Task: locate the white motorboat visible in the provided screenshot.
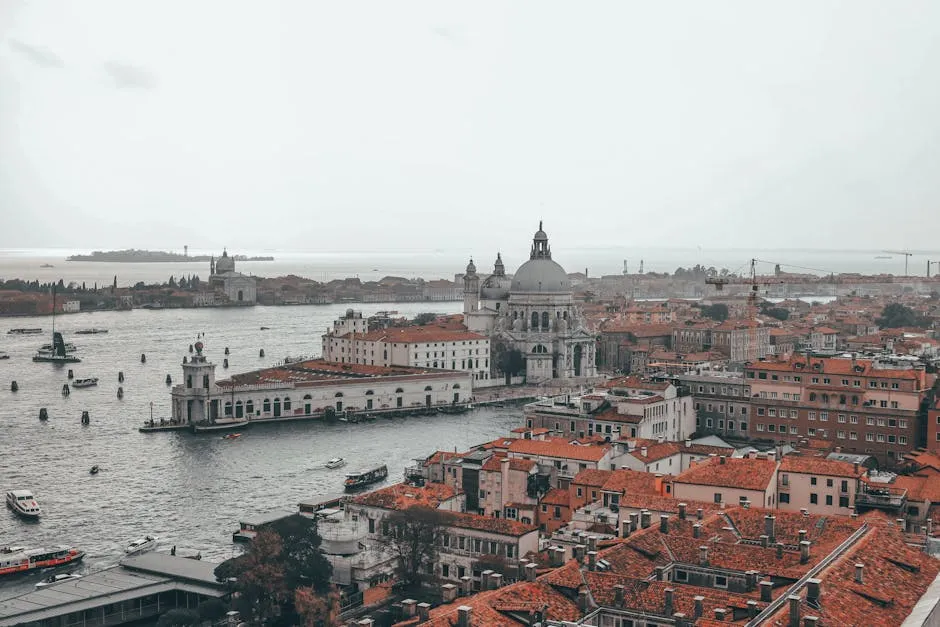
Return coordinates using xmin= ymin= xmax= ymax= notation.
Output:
xmin=39 ymin=342 xmax=77 ymax=354
xmin=5 ymin=490 xmax=41 ymax=519
xmin=72 ymin=378 xmax=98 ymax=389
xmin=35 ymin=573 xmax=82 ymax=588
xmin=125 ymin=535 xmax=158 ymax=556
xmin=325 ymin=457 xmax=346 ymax=469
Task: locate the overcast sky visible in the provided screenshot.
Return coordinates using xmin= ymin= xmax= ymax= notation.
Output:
xmin=2 ymin=1 xmax=939 ymax=253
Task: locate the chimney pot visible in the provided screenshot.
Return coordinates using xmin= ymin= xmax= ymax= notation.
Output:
xmin=417 ymin=602 xmax=431 ymax=622
xmin=673 ymin=612 xmax=688 ymax=627
xmin=897 ymin=518 xmax=907 ymax=531
xmin=460 ymin=576 xmax=472 ymax=596
xmin=678 ymin=502 xmax=688 ymax=520
xmin=760 ymin=534 xmax=769 ymax=548
xmin=490 ymin=573 xmax=503 ymax=589
xmin=697 ymin=507 xmax=704 ymax=520
xmin=804 ymin=617 xmax=820 ymax=627
xmin=525 ymin=562 xmax=537 ymax=582
xmin=699 ymin=545 xmax=709 ymax=567
xmin=714 ymin=608 xmax=728 ymax=621
xmin=577 ymin=588 xmax=590 ymax=612
xmin=664 ymin=587 xmax=675 ymax=616
xmin=798 ymin=529 xmax=807 ymax=543
xmin=720 ymin=455 xmax=726 ymax=464
xmin=481 ymin=570 xmax=493 ymax=590
xmin=574 ymin=544 xmax=586 ymax=562
xmin=765 ymin=514 xmax=777 ymax=542
xmin=641 ymin=510 xmax=652 ymax=528
xmin=641 ymin=446 xmax=648 ymax=456
xmin=402 ymin=599 xmax=417 ymax=617
xmin=855 ymin=563 xmax=864 ymax=584
xmin=693 ymin=523 xmax=702 ymax=538
xmin=747 ymin=600 xmax=759 ymax=619
xmin=660 ymin=514 xmax=670 ymax=533
xmin=587 ymin=535 xmax=598 ymax=552
xmin=760 ymin=580 xmax=773 ymax=603
xmin=776 ymin=542 xmax=784 ymax=559
xmin=457 ymin=605 xmax=472 ymax=627
xmin=806 ymin=578 xmax=821 ymax=606
xmin=693 ymin=596 xmax=705 ymax=619
xmin=441 ymin=584 xmax=458 ymax=603
xmin=655 ymin=565 xmax=666 ymax=580
xmin=614 ymin=584 xmax=625 ymax=606
xmin=587 ymin=551 xmax=598 ymax=571
xmin=621 ymin=519 xmax=632 ymax=537
xmin=800 ymin=540 xmax=811 ymax=564
xmin=788 ymin=595 xmax=801 ymax=627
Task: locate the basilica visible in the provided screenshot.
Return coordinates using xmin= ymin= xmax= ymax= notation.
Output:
xmin=462 ymin=223 xmax=597 ymax=383
xmin=208 ymin=249 xmax=257 ymax=304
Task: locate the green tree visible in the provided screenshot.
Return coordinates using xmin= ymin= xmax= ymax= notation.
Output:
xmin=761 ymin=307 xmax=789 ymax=321
xmin=379 ymin=506 xmax=454 ymax=590
xmin=412 ymin=312 xmax=438 ymax=325
xmin=700 ymin=303 xmax=729 ymax=322
xmin=267 ymin=515 xmax=333 ymax=593
xmin=877 ymin=303 xmax=922 ymax=328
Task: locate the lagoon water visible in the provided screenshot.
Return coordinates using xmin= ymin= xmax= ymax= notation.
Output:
xmin=0 ymin=302 xmax=527 ymax=600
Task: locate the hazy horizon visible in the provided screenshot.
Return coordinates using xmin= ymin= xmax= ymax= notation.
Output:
xmin=3 ymin=1 xmax=939 ymax=252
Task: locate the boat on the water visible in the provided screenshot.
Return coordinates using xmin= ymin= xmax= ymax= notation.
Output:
xmin=36 ymin=573 xmax=82 ymax=588
xmin=222 ymin=433 xmax=242 ymax=440
xmin=0 ymin=546 xmax=84 ymax=577
xmin=39 ymin=342 xmax=77 ymax=353
xmin=5 ymin=490 xmax=41 ymax=519
xmin=0 ymin=352 xmax=9 ymax=360
xmin=33 ymin=333 xmax=80 ymax=363
xmin=344 ymin=464 xmax=388 ymax=491
xmin=193 ymin=418 xmax=249 ymax=434
xmin=125 ymin=535 xmax=158 ymax=556
xmin=72 ymin=378 xmax=98 ymax=388
xmin=75 ymin=328 xmax=108 ymax=335
xmin=8 ymin=328 xmax=42 ymax=335
xmin=325 ymin=457 xmax=346 ymax=469
xmin=90 ymin=465 xmax=100 ymax=475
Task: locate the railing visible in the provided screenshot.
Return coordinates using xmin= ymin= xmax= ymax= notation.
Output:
xmin=856 ymin=486 xmax=907 ymax=509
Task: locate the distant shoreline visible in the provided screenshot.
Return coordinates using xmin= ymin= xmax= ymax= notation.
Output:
xmin=66 ymin=249 xmax=274 ymax=263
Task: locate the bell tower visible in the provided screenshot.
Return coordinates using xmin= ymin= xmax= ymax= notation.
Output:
xmin=463 ymin=258 xmax=479 ymax=315
xmin=175 ymin=341 xmax=217 ymax=425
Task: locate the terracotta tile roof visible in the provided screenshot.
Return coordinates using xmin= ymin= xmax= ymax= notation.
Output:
xmin=598 ymin=375 xmax=671 ymax=391
xmin=673 ymin=457 xmax=778 ymax=491
xmin=447 ymin=511 xmax=537 ymax=537
xmin=352 ymin=482 xmax=459 ymax=510
xmin=767 ymin=519 xmax=940 ymax=627
xmin=904 ymin=449 xmax=940 ymax=473
xmin=337 ymin=324 xmax=487 ymax=344
xmin=779 ymin=455 xmax=865 ymax=478
xmin=481 ymin=455 xmax=538 ymax=473
xmin=423 ymin=451 xmax=462 ymax=466
xmin=540 ymin=488 xmax=570 ymax=507
xmin=745 ymin=355 xmax=925 ymax=383
xmin=601 ymin=469 xmax=665 ymax=495
xmin=508 ymin=439 xmax=611 ymax=463
xmin=723 ymin=508 xmax=864 ymax=554
xmin=891 ymin=474 xmax=940 ymax=503
xmin=572 ymin=469 xmax=614 ymax=488
xmin=416 ymin=580 xmax=579 ymax=626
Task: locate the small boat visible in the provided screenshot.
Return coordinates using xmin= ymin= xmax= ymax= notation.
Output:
xmin=33 ymin=333 xmax=80 ymax=363
xmin=8 ymin=328 xmax=42 ymax=335
xmin=72 ymin=378 xmax=98 ymax=388
xmin=75 ymin=328 xmax=108 ymax=335
xmin=35 ymin=573 xmax=82 ymax=588
xmin=39 ymin=342 xmax=77 ymax=353
xmin=90 ymin=465 xmax=99 ymax=475
xmin=344 ymin=464 xmax=388 ymax=491
xmin=0 ymin=352 xmax=9 ymax=360
xmin=0 ymin=546 xmax=84 ymax=577
xmin=6 ymin=490 xmax=40 ymax=519
xmin=125 ymin=535 xmax=158 ymax=556
xmin=222 ymin=433 xmax=242 ymax=440
xmin=325 ymin=457 xmax=346 ymax=469
xmin=40 ymin=264 xmax=55 ymax=268
xmin=260 ymin=326 xmax=270 ymax=330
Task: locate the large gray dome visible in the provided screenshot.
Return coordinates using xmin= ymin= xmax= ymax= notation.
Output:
xmin=511 ymin=258 xmax=570 ymax=293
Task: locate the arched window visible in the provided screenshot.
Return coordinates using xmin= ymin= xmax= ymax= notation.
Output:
xmin=839 ymin=395 xmax=846 ymax=405
xmin=533 ymin=344 xmax=548 ymax=354
xmin=809 ymin=393 xmax=816 ymax=402
xmin=563 ymin=311 xmax=568 ymax=320
xmin=366 ymin=390 xmax=374 ymax=396
xmin=303 ymin=394 xmax=312 ymax=400
xmin=821 ymin=394 xmax=829 ymax=403
xmin=513 ymin=310 xmax=518 ymax=319
xmin=283 ymin=397 xmax=291 ymax=411
xmin=851 ymin=395 xmax=859 ymax=405
xmin=541 ymin=311 xmax=549 ymax=329
xmin=531 ymin=312 xmax=539 ymax=329
xmin=395 ymin=388 xmax=404 ymax=394
xmin=424 ymin=385 xmax=433 ymax=391
xmin=335 ymin=392 xmax=344 ymax=398
xmin=263 ymin=398 xmax=271 ymax=413
xmin=453 ymin=383 xmax=460 ymax=389
xmin=246 ymin=400 xmax=254 ymax=414
xmin=235 ymin=400 xmax=243 ymax=418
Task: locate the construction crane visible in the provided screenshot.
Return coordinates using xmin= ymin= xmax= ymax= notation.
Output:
xmin=703 ymin=259 xmax=771 ymax=362
xmin=928 ymin=260 xmax=940 ymax=278
xmin=884 ymin=250 xmax=912 ymax=276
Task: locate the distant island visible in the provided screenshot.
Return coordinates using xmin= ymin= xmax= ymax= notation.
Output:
xmin=66 ymin=249 xmax=274 ymax=263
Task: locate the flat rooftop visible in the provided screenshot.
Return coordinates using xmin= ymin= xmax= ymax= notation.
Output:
xmin=217 ymin=358 xmax=456 ymax=388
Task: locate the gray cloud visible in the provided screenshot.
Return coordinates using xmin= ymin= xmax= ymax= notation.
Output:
xmin=8 ymin=39 xmax=65 ymax=69
xmin=102 ymin=61 xmax=156 ymax=89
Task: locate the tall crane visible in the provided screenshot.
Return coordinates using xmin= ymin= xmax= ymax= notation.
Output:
xmin=884 ymin=250 xmax=912 ymax=276
xmin=703 ymin=259 xmax=770 ymax=361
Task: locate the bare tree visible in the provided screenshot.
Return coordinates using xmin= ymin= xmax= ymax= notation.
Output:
xmin=379 ymin=506 xmax=454 ymax=590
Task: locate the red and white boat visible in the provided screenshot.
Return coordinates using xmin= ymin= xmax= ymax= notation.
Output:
xmin=6 ymin=490 xmax=41 ymax=519
xmin=0 ymin=545 xmax=85 ymax=577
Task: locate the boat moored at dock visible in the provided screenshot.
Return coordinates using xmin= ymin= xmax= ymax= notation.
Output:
xmin=36 ymin=573 xmax=83 ymax=588
xmin=124 ymin=535 xmax=158 ymax=556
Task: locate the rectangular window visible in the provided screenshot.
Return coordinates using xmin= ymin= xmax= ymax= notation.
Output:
xmin=769 ymin=409 xmax=776 ymax=417
xmin=841 ymin=480 xmax=848 ymax=492
xmin=768 ymin=424 xmax=776 ymax=432
xmin=827 ymin=478 xmax=833 ymax=487
xmin=714 ymin=493 xmax=722 ymax=503
xmin=757 ymin=424 xmax=764 ymax=432
xmin=780 ymin=493 xmax=790 ymax=503
xmin=850 ymin=432 xmax=858 ymax=440
xmin=877 ymin=418 xmax=886 ymax=427
xmin=839 ymin=495 xmax=850 ymax=508
xmin=675 ymin=570 xmax=688 ymax=582
xmin=867 ymin=417 xmax=875 ymax=426
xmin=900 ymin=436 xmax=908 ymax=445
xmin=811 ymin=477 xmax=817 ymax=486
xmin=838 ymin=414 xmax=846 ymax=423
xmin=826 ymin=495 xmax=833 ymax=506
xmin=866 ymin=433 xmax=874 ymax=442
xmin=715 ymin=575 xmax=728 ymax=588
xmin=808 ymin=428 xmax=816 ymax=436
xmin=820 ymin=412 xmax=828 ymax=421
xmin=810 ymin=493 xmax=818 ymax=504
xmin=877 ymin=434 xmax=885 ymax=443
xmin=837 ymin=430 xmax=846 ymax=439
xmin=808 ymin=412 xmax=816 ymax=421
xmin=900 ymin=420 xmax=908 ymax=429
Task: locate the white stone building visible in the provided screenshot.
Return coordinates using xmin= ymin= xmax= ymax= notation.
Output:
xmin=208 ymin=249 xmax=257 ymax=304
xmin=321 ymin=310 xmax=494 ymax=386
xmin=462 ymin=223 xmax=598 ymax=384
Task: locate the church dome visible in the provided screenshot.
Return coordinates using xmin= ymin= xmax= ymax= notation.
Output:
xmin=216 ymin=249 xmax=235 ymax=274
xmin=510 ymin=222 xmax=571 ymax=294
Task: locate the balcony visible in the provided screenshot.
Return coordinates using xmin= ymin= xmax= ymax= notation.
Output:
xmin=855 ymin=485 xmax=907 ymax=512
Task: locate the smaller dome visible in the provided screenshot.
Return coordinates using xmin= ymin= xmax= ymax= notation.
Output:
xmin=215 ymin=249 xmax=235 ymax=273
xmin=466 ymin=258 xmax=477 ymax=275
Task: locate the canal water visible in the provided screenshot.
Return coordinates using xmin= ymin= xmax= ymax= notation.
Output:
xmin=0 ymin=303 xmax=521 ymax=599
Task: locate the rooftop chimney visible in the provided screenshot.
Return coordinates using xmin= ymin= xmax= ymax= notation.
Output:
xmin=481 ymin=570 xmax=493 ymax=590
xmin=697 ymin=507 xmax=704 ymax=520
xmin=441 ymin=584 xmax=458 ymax=603
xmin=417 ymin=602 xmax=431 ymax=622
xmin=745 ymin=570 xmax=758 ymax=591
xmin=678 ymin=502 xmax=688 ymax=520
xmin=660 ymin=514 xmax=670 ymax=533
xmin=804 ymin=617 xmax=820 ymax=627
xmin=460 ymin=576 xmax=472 ymax=596
xmin=673 ymin=612 xmax=689 ymax=627
xmin=525 ymin=562 xmax=537 ymax=582
xmin=788 ymin=595 xmax=801 ymax=627
xmin=587 ymin=551 xmax=597 ymax=571
xmin=806 ymin=578 xmax=821 ymax=607
xmin=630 ymin=511 xmax=640 ymax=529
xmin=577 ymin=588 xmax=589 ymax=612
xmin=641 ymin=510 xmax=652 ymax=528
xmin=800 ymin=540 xmax=811 ymax=564
xmin=693 ymin=596 xmax=704 ymax=619
xmin=693 ymin=523 xmax=702 ymax=538
xmin=685 ymin=438 xmax=692 ymax=447
xmin=800 ymin=508 xmax=809 ymax=517
xmin=664 ymin=588 xmax=675 ymax=616
xmin=776 ymin=542 xmax=784 ymax=560
xmin=765 ymin=514 xmax=777 ymax=543
xmin=490 ymin=573 xmax=503 ymax=589
xmin=574 ymin=544 xmax=586 ymax=562
xmin=641 ymin=446 xmax=648 ymax=457
xmin=621 ymin=519 xmax=632 ymax=537
xmin=614 ymin=584 xmax=625 ymax=606
xmin=714 ymin=608 xmax=728 ymax=621
xmin=760 ymin=534 xmax=769 ymax=548
xmin=798 ymin=529 xmax=807 ymax=544
xmin=760 ymin=580 xmax=773 ymax=603
xmin=747 ymin=600 xmax=759 ymax=619
xmin=402 ymin=599 xmax=417 ymax=617
xmin=897 ymin=518 xmax=907 ymax=531
xmin=720 ymin=455 xmax=726 ymax=464
xmin=457 ymin=605 xmax=472 ymax=627
xmin=655 ymin=565 xmax=666 ymax=580
xmin=587 ymin=535 xmax=598 ymax=552
xmin=855 ymin=563 xmax=864 ymax=584
xmin=549 ymin=546 xmax=563 ymax=566
xmin=699 ymin=545 xmax=709 ymax=567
